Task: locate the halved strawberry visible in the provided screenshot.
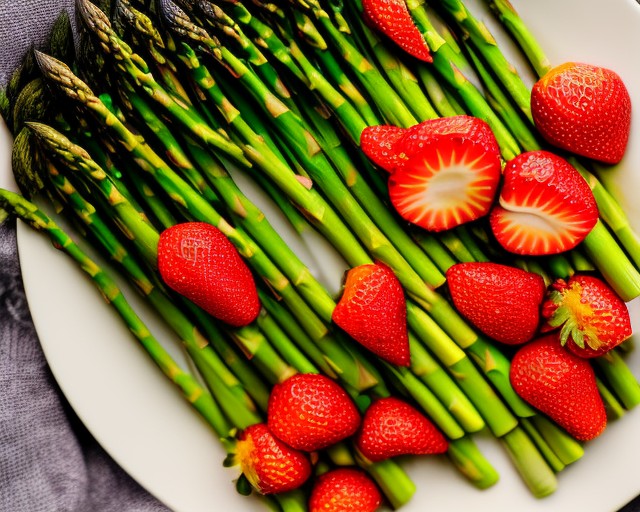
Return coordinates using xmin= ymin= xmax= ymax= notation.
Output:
xmin=362 ymin=0 xmax=432 ymax=62
xmin=360 ymin=124 xmax=407 ymax=172
xmin=388 ymin=132 xmax=502 ymax=232
xmin=490 ymin=150 xmax=599 ymax=255
xmin=398 ymin=116 xmax=502 ymax=158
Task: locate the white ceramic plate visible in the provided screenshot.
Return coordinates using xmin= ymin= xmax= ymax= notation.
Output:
xmin=3 ymin=0 xmax=640 ymax=510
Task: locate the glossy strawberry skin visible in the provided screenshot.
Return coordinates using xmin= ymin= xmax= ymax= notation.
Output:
xmin=542 ymin=274 xmax=632 ymax=358
xmin=157 ymin=222 xmax=260 ymax=326
xmin=531 ymin=62 xmax=631 ymax=164
xmin=355 ymin=397 xmax=448 ymax=462
xmin=510 ymin=334 xmax=607 ymax=442
xmin=267 ymin=373 xmax=361 ymax=452
xmin=446 ymin=262 xmax=546 ymax=345
xmin=397 ymin=115 xmax=501 ymax=159
xmin=332 ymin=262 xmax=410 ymax=366
xmin=360 ymin=124 xmax=407 ymax=172
xmin=490 ymin=150 xmax=599 ymax=255
xmin=309 ymin=468 xmax=383 ymax=512
xmin=236 ymin=423 xmax=312 ymax=495
xmin=362 ymin=0 xmax=432 ymax=62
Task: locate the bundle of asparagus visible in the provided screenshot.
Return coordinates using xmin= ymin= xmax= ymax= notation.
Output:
xmin=2 ymin=0 xmax=639 ymax=510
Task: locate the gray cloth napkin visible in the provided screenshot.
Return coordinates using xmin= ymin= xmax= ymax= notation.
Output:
xmin=0 ymin=2 xmax=169 ymax=511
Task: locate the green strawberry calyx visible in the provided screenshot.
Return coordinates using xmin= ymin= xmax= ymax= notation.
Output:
xmin=544 ymin=280 xmax=607 ymax=351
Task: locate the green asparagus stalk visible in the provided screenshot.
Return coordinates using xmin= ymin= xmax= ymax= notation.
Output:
xmin=0 ymin=188 xmax=233 ymax=436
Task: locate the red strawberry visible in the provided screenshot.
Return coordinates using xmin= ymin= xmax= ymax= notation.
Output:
xmin=309 ymin=468 xmax=383 ymax=512
xmin=397 ymin=115 xmax=501 ymax=159
xmin=157 ymin=222 xmax=260 ymax=327
xmin=267 ymin=373 xmax=361 ymax=452
xmin=355 ymin=397 xmax=448 ymax=462
xmin=360 ymin=124 xmax=407 ymax=172
xmin=387 ymin=116 xmax=502 ymax=232
xmin=446 ymin=262 xmax=546 ymax=345
xmin=362 ymin=0 xmax=432 ymax=62
xmin=542 ymin=274 xmax=632 ymax=358
xmin=510 ymin=334 xmax=607 ymax=441
xmin=490 ymin=150 xmax=599 ymax=255
xmin=531 ymin=62 xmax=631 ymax=164
xmin=332 ymin=262 xmax=410 ymax=366
xmin=235 ymin=423 xmax=312 ymax=495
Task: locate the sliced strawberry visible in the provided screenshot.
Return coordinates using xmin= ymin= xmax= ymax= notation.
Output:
xmin=388 ymin=134 xmax=501 ymax=232
xmin=397 ymin=115 xmax=502 ymax=158
xmin=490 ymin=150 xmax=599 ymax=255
xmin=360 ymin=124 xmax=407 ymax=172
xmin=362 ymin=0 xmax=432 ymax=62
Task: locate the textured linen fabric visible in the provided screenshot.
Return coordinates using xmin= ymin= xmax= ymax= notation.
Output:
xmin=0 ymin=2 xmax=169 ymax=511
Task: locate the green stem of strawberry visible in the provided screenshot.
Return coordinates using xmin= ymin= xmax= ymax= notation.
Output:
xmin=594 ymin=350 xmax=640 ymax=410
xmin=501 ymin=427 xmax=557 ymax=498
xmin=0 ymin=189 xmax=235 ymax=438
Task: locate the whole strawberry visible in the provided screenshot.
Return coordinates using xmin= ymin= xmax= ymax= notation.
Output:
xmin=362 ymin=0 xmax=432 ymax=62
xmin=446 ymin=262 xmax=546 ymax=345
xmin=542 ymin=274 xmax=632 ymax=358
xmin=387 ymin=116 xmax=502 ymax=232
xmin=355 ymin=397 xmax=448 ymax=462
xmin=234 ymin=423 xmax=311 ymax=495
xmin=309 ymin=468 xmax=383 ymax=512
xmin=267 ymin=373 xmax=361 ymax=452
xmin=490 ymin=150 xmax=599 ymax=255
xmin=157 ymin=222 xmax=260 ymax=326
xmin=510 ymin=334 xmax=607 ymax=442
xmin=332 ymin=262 xmax=410 ymax=366
xmin=531 ymin=62 xmax=631 ymax=164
